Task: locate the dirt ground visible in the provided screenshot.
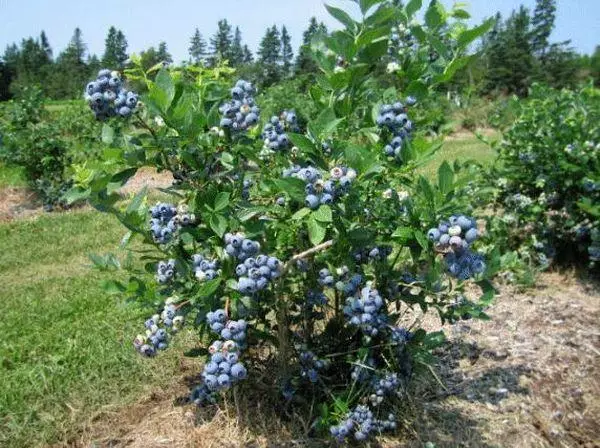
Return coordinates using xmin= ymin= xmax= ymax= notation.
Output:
xmin=58 ymin=272 xmax=599 ymax=448
xmin=0 ymin=168 xmax=173 ymax=221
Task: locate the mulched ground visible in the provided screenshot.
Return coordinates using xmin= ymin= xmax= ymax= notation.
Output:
xmin=59 ymin=272 xmax=599 ymax=448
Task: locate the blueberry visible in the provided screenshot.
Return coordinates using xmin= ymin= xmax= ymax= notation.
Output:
xmin=118 ymin=106 xmax=132 ymax=117
xmin=238 ymin=277 xmax=257 ymax=294
xmin=230 ymin=362 xmax=247 ymax=380
xmin=305 ymin=194 xmax=320 ymax=209
xmin=427 ymin=228 xmax=441 ymax=241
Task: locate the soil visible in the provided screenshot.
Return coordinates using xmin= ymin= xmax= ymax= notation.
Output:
xmin=59 ymin=272 xmax=600 ymax=448
xmin=0 ymin=168 xmax=173 ymax=221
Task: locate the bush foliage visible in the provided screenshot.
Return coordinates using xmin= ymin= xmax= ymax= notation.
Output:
xmin=489 ymin=83 xmax=600 ymax=270
xmin=69 ymin=0 xmax=501 ymax=442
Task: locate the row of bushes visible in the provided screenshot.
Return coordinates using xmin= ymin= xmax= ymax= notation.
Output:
xmin=0 ymin=87 xmax=106 ymax=206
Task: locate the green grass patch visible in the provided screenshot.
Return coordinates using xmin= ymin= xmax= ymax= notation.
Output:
xmin=0 ymin=164 xmax=27 ymax=188
xmin=0 ymin=210 xmax=194 ymax=447
xmin=417 ymin=134 xmax=497 ymax=180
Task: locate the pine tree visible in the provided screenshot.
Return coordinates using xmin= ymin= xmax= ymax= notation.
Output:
xmin=157 ymin=41 xmax=173 ymax=63
xmin=242 ymin=45 xmax=253 ymax=64
xmin=280 ymin=26 xmax=293 ymax=76
xmin=40 ymin=31 xmax=52 ymax=60
xmin=590 ymin=45 xmax=600 ymax=87
xmin=258 ymin=25 xmax=282 ymax=86
xmin=230 ymin=27 xmax=244 ymax=66
xmin=140 ymin=46 xmax=159 ymax=70
xmin=295 ymin=17 xmax=328 ymax=73
xmin=51 ymin=28 xmax=89 ymax=98
xmin=189 ymin=28 xmax=207 ymax=65
xmin=484 ymin=7 xmax=534 ymax=96
xmin=531 ymin=0 xmax=556 ymax=58
xmin=102 ymin=27 xmax=128 ymax=68
xmin=210 ymin=19 xmax=233 ymax=65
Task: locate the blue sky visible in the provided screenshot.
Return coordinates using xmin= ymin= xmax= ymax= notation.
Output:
xmin=1 ymin=0 xmax=598 ymax=62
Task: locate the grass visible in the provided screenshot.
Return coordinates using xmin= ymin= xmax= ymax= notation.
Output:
xmin=0 ymin=164 xmax=27 ymax=188
xmin=416 ymin=134 xmax=498 ymax=180
xmin=0 ymin=210 xmax=194 ymax=447
xmin=0 ymin=133 xmax=496 ymax=447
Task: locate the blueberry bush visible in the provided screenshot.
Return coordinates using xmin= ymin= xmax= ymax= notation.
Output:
xmin=71 ymin=0 xmax=497 ymax=442
xmin=487 ymin=83 xmax=600 ymax=271
xmin=0 ymin=86 xmax=109 ymax=207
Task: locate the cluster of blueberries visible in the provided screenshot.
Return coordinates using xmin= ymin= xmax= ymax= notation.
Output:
xmin=330 ymin=405 xmax=396 ymax=442
xmin=206 ymin=309 xmax=248 ymax=344
xmin=261 ymin=110 xmax=299 ymax=152
xmin=149 ymin=203 xmax=195 ymax=244
xmin=343 ymin=285 xmax=387 ymax=337
xmin=369 ymin=371 xmax=402 ymax=406
xmin=336 ymin=272 xmax=364 ymax=296
xmin=192 ymin=254 xmax=219 ymax=282
xmin=317 ymin=268 xmax=335 ymax=287
xmin=134 ymin=300 xmax=184 ymax=357
xmin=299 ymin=350 xmax=329 ymax=383
xmin=191 ymin=338 xmax=248 ymax=405
xmin=427 ymin=215 xmax=486 ymax=280
xmin=219 ymin=79 xmax=260 ymax=132
xmin=156 ymin=259 xmax=176 ymax=284
xmin=353 ymin=245 xmax=392 ymax=263
xmin=282 ymin=165 xmax=357 ymax=210
xmin=306 ymin=290 xmax=328 ymax=307
xmin=85 ymin=69 xmax=138 ymax=119
xmin=376 ymin=98 xmax=417 ymax=158
xmin=224 ymin=233 xmax=283 ymax=294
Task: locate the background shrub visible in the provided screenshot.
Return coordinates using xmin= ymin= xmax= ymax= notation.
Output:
xmin=489 ymin=83 xmax=600 ymax=269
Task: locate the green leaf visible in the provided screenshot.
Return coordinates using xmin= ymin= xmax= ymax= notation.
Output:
xmin=125 ymin=187 xmax=147 ymax=215
xmin=180 ymin=232 xmax=194 ymax=245
xmin=63 ymin=186 xmax=90 ymax=205
xmin=196 ymin=278 xmax=222 ymax=299
xmin=209 ymin=214 xmax=227 ymax=238
xmin=452 ymin=8 xmax=470 ymax=19
xmin=313 ymin=205 xmax=333 ymax=223
xmin=213 ymin=192 xmax=230 ymax=211
xmin=325 ymin=4 xmax=357 ymax=31
xmin=292 ymin=207 xmax=311 ymax=221
xmin=102 ymin=280 xmax=126 ymax=295
xmin=310 ymin=107 xmax=344 ymax=139
xmin=273 ymin=177 xmax=308 ymax=202
xmin=417 ymin=175 xmax=435 ymax=203
xmin=288 ymin=133 xmax=318 ymax=157
xmin=107 ymin=167 xmax=138 ymax=194
xmin=149 ymin=68 xmax=175 ymax=112
xmin=437 ymin=55 xmax=475 ymax=83
xmin=359 ymin=0 xmax=382 ymax=14
xmin=347 ymin=227 xmax=374 ymax=244
xmin=438 ymin=161 xmax=454 ymax=194
xmin=101 ymin=124 xmax=114 ymax=145
xmin=414 ymin=230 xmax=429 ymax=250
xmin=423 ymin=331 xmax=446 ymax=349
xmin=457 ymin=17 xmax=495 ymax=49
xmin=406 ymin=80 xmax=428 ymax=98
xmin=406 ymin=0 xmax=422 ymax=18
xmin=392 ymin=226 xmax=414 ymax=244
xmin=307 ymin=216 xmax=327 ymax=245
xmin=425 ymin=0 xmax=445 ymax=29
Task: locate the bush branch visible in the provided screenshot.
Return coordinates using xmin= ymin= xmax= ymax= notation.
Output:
xmin=283 ymin=239 xmax=334 ymax=271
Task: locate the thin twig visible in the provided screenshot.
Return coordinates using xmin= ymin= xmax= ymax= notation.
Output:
xmin=283 ymin=239 xmax=334 ymax=272
xmin=174 ymin=300 xmax=190 ymax=310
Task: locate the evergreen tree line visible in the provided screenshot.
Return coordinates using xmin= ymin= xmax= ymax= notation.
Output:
xmin=0 ymin=17 xmax=328 ymax=100
xmin=0 ymin=0 xmax=598 ymax=101
xmin=474 ymin=0 xmax=600 ymax=95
